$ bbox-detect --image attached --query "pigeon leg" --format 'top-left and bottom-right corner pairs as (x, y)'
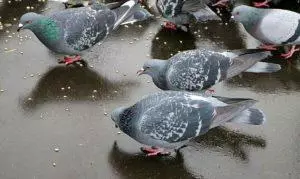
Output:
(140, 147), (171, 156)
(163, 22), (177, 31)
(258, 44), (277, 51)
(212, 0), (229, 7)
(253, 0), (270, 8)
(280, 45), (300, 59)
(205, 89), (216, 95)
(59, 55), (82, 65)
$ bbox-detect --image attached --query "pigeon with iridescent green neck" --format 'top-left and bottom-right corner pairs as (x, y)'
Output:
(17, 0), (148, 66)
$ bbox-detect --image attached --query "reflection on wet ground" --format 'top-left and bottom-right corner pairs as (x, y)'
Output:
(151, 28), (196, 59)
(109, 142), (200, 179)
(226, 62), (300, 93)
(0, 0), (299, 178)
(190, 127), (266, 161)
(21, 66), (137, 111)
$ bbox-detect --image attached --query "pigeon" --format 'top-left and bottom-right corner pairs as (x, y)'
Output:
(156, 0), (226, 31)
(17, 0), (150, 66)
(232, 5), (300, 59)
(111, 91), (266, 156)
(137, 49), (281, 92)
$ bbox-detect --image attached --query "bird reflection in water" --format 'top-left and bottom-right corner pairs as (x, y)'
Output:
(151, 28), (196, 59)
(109, 127), (265, 179)
(190, 127), (266, 161)
(21, 66), (137, 111)
(225, 57), (300, 93)
(108, 141), (201, 179)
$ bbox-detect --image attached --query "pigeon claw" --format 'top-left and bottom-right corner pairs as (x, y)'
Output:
(253, 0), (270, 8)
(280, 45), (300, 59)
(163, 22), (177, 31)
(205, 89), (216, 96)
(60, 55), (82, 66)
(140, 147), (171, 157)
(212, 0), (229, 7)
(258, 44), (277, 51)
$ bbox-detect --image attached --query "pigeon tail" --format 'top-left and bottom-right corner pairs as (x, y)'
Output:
(210, 99), (258, 128)
(120, 4), (153, 25)
(228, 108), (266, 125)
(226, 49), (272, 79)
(191, 6), (221, 22)
(112, 0), (151, 29)
(245, 62), (281, 73)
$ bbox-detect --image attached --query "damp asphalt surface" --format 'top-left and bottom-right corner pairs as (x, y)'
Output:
(0, 0), (299, 179)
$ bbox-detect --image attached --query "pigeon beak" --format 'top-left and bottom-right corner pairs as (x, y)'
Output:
(137, 68), (145, 76)
(17, 23), (23, 32)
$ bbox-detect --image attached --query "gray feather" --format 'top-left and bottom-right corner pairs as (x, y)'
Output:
(245, 62), (281, 73)
(111, 91), (266, 149)
(142, 49), (274, 92)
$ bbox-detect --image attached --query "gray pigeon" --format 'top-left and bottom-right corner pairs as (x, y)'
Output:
(232, 5), (300, 59)
(137, 49), (281, 92)
(17, 0), (150, 66)
(111, 91), (266, 156)
(156, 0), (224, 31)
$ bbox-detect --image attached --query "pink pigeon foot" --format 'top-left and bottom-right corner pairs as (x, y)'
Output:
(258, 44), (277, 51)
(212, 0), (229, 7)
(253, 0), (270, 8)
(280, 45), (300, 59)
(205, 89), (216, 95)
(140, 147), (171, 156)
(164, 21), (177, 30)
(59, 55), (82, 65)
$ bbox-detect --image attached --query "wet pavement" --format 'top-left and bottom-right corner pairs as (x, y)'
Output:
(0, 0), (299, 178)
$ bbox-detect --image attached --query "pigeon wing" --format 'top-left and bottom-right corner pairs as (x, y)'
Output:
(156, 0), (185, 17)
(139, 94), (215, 143)
(166, 50), (231, 91)
(50, 7), (116, 51)
(258, 10), (300, 45)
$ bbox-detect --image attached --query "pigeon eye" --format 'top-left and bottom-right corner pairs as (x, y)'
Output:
(25, 20), (32, 24)
(236, 12), (240, 15)
(145, 66), (150, 69)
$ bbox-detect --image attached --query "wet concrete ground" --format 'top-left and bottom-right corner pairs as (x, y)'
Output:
(0, 0), (299, 178)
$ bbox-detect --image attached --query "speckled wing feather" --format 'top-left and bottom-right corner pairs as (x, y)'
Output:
(181, 0), (210, 12)
(156, 0), (183, 17)
(166, 50), (231, 91)
(50, 7), (115, 52)
(138, 93), (215, 143)
(257, 9), (300, 45)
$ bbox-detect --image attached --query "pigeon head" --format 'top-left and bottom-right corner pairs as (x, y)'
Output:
(137, 59), (168, 77)
(137, 59), (169, 89)
(111, 107), (128, 128)
(232, 5), (256, 22)
(232, 5), (264, 29)
(18, 12), (43, 32)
